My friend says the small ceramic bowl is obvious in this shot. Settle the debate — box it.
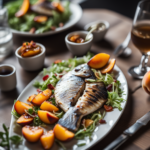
[0,64,16,91]
[15,43,45,71]
[65,31,93,56]
[84,20,109,42]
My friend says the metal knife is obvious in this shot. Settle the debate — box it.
[104,111,150,150]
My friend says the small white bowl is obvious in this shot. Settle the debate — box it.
[84,20,109,42]
[65,31,93,56]
[15,43,45,71]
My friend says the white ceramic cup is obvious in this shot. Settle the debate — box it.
[15,43,45,71]
[0,64,16,91]
[84,20,109,42]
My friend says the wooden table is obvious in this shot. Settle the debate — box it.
[1,9,150,150]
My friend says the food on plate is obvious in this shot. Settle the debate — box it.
[40,130,55,150]
[53,124,74,141]
[11,52,124,149]
[142,71,150,94]
[40,101,59,112]
[22,126,44,142]
[14,100,32,115]
[17,114,33,126]
[84,119,94,128]
[27,94,36,102]
[38,110,59,124]
[58,81,107,131]
[101,59,116,74]
[15,0,30,17]
[34,16,48,23]
[88,53,110,69]
[18,41,42,58]
[6,0,71,33]
[52,2,65,13]
[69,35,85,43]
[32,89,52,106]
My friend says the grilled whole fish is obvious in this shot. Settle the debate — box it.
[55,64,94,112]
[58,82,108,131]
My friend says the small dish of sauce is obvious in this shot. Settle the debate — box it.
[18,41,42,57]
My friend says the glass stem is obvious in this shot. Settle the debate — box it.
[139,54,149,73]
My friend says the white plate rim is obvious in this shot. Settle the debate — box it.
[9,64,128,150]
[10,2,82,37]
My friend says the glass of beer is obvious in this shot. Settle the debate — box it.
[128,0,150,79]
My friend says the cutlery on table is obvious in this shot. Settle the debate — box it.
[113,32,132,57]
[104,111,150,150]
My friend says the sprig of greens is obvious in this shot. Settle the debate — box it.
[75,111,105,140]
[87,69,124,110]
[0,124,22,150]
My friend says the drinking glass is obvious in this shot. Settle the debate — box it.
[0,7,13,58]
[128,0,150,79]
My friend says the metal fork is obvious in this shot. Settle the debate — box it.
[113,32,132,57]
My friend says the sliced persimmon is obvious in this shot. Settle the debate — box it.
[84,119,94,128]
[100,59,116,74]
[17,114,33,126]
[15,0,30,17]
[38,110,59,124]
[21,48,41,57]
[32,89,52,106]
[22,126,43,142]
[52,2,64,13]
[34,16,48,23]
[87,53,110,69]
[14,100,32,115]
[40,101,59,112]
[69,35,80,42]
[40,130,55,150]
[27,94,36,102]
[53,124,74,141]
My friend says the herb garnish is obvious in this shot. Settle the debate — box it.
[0,124,22,149]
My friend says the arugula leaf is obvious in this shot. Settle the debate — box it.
[11,110,20,119]
[28,108,34,115]
[33,116,43,126]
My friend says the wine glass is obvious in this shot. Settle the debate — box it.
[128,0,150,79]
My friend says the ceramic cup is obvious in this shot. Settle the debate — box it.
[0,64,16,91]
[65,31,93,56]
[15,43,45,71]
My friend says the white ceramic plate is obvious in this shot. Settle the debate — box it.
[9,65,128,150]
[10,3,82,37]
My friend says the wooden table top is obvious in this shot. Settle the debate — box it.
[1,9,150,150]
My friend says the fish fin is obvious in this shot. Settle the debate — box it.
[58,107,83,132]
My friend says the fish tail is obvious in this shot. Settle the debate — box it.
[58,107,82,132]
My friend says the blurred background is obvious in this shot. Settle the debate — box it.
[3,0,141,19]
